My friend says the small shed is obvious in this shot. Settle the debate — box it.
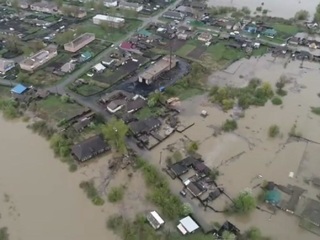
[11,84,27,94]
[265,189,281,205]
[146,211,165,229]
[177,216,199,235]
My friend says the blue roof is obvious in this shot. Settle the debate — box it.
[11,84,27,94]
[265,189,281,204]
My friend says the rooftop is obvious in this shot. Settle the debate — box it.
[178,216,199,233]
[139,55,177,81]
[11,84,27,94]
[93,14,125,23]
[300,198,320,227]
[21,45,57,67]
[66,33,95,48]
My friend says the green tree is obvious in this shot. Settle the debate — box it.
[5,35,21,53]
[222,231,236,240]
[148,91,165,107]
[0,227,9,240]
[50,134,71,157]
[222,119,237,132]
[108,186,125,203]
[271,96,282,105]
[260,82,273,98]
[268,125,280,138]
[101,117,128,154]
[245,227,263,240]
[182,202,193,216]
[55,30,74,45]
[187,141,198,153]
[232,191,256,215]
[295,10,309,20]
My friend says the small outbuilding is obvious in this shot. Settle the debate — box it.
[177,216,199,235]
[11,84,27,94]
[146,211,165,229]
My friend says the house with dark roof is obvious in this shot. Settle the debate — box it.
[126,97,146,113]
[169,162,189,177]
[71,135,110,162]
[184,179,206,197]
[128,117,161,136]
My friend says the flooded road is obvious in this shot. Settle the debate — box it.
[208,0,318,19]
[0,118,118,240]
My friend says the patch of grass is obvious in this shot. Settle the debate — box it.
[311,107,320,115]
[165,85,205,100]
[76,84,104,96]
[0,86,11,100]
[252,46,268,56]
[271,96,282,105]
[108,186,125,203]
[206,42,246,63]
[222,119,237,132]
[268,124,280,138]
[273,23,299,35]
[36,95,85,122]
[176,44,196,56]
[80,181,104,206]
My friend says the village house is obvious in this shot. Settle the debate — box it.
[93,14,125,28]
[104,0,118,7]
[30,1,60,14]
[62,5,87,18]
[119,41,142,55]
[138,55,178,85]
[197,32,212,42]
[19,44,58,72]
[64,33,95,53]
[71,135,110,162]
[177,216,200,235]
[118,1,143,12]
[162,10,185,21]
[146,211,165,230]
[129,117,161,136]
[0,58,15,74]
[60,62,76,73]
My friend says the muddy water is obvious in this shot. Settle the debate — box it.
[208,0,318,19]
[0,117,119,240]
[144,54,320,239]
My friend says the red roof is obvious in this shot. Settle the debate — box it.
[120,42,134,49]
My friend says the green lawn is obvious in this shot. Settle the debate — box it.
[273,23,299,35]
[77,19,142,42]
[207,42,246,62]
[37,95,86,122]
[176,44,197,56]
[0,86,11,100]
[252,46,268,56]
[76,84,104,96]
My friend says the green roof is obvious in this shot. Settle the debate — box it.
[81,51,92,59]
[265,189,281,204]
[138,29,152,37]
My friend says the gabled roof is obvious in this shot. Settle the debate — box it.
[129,117,161,135]
[126,98,146,112]
[71,135,109,161]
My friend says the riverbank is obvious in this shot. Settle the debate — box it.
[0,116,155,240]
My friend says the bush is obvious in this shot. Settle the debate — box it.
[69,163,78,172]
[262,9,268,14]
[187,141,199,153]
[138,159,184,219]
[231,191,256,215]
[0,99,20,119]
[0,227,9,240]
[268,125,279,138]
[222,119,238,132]
[311,107,320,115]
[108,186,125,203]
[80,181,104,206]
[172,151,183,162]
[29,121,56,139]
[271,97,282,105]
[50,133,72,157]
[256,6,262,12]
[276,89,287,96]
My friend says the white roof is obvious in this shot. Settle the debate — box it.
[179,216,199,233]
[177,223,187,235]
[93,63,106,71]
[93,14,125,23]
[150,211,164,225]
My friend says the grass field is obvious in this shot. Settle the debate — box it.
[77,19,142,42]
[273,23,299,35]
[0,86,11,100]
[176,44,197,56]
[207,42,246,62]
[76,84,105,96]
[37,95,86,122]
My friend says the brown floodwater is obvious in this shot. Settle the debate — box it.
[0,117,119,240]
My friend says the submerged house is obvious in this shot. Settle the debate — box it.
[71,135,110,162]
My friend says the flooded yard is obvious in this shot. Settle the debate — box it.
[208,0,318,19]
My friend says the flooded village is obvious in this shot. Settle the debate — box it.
[1,0,320,240]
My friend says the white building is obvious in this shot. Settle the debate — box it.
[118,1,143,12]
[177,216,199,235]
[104,0,118,7]
[92,14,125,28]
[0,58,15,74]
[146,211,165,230]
